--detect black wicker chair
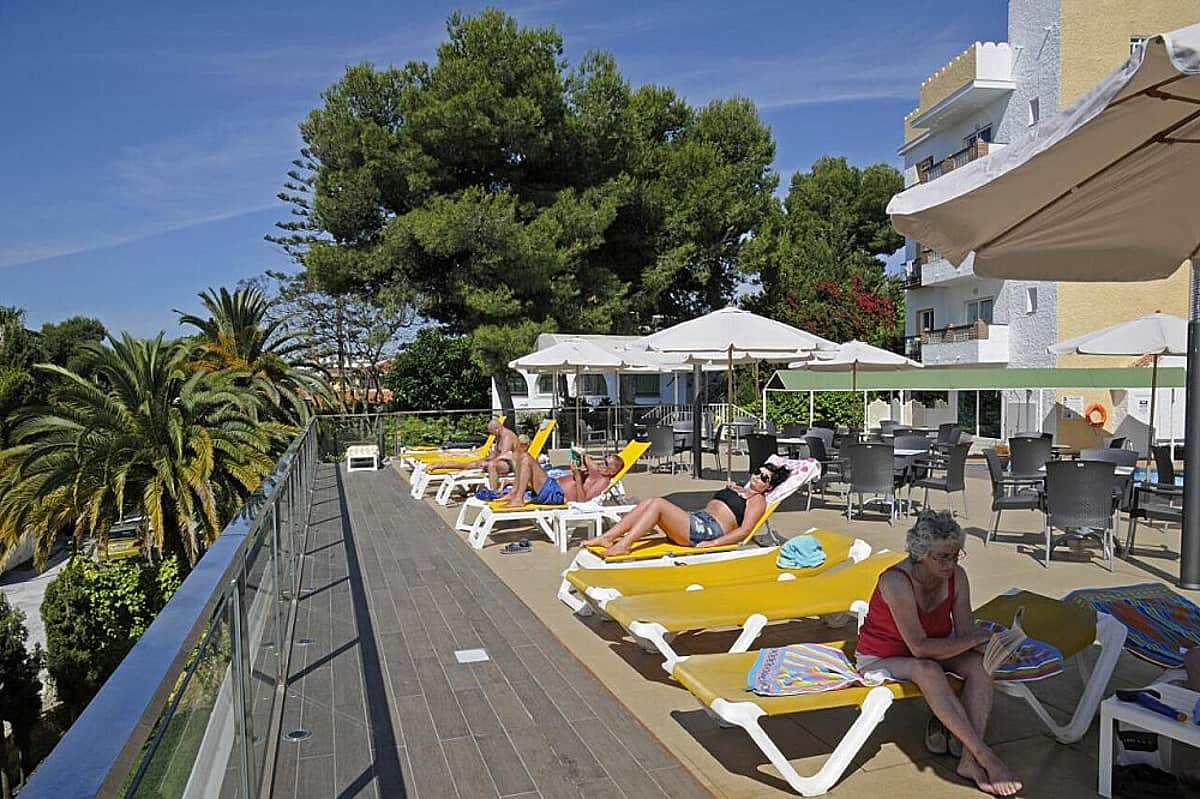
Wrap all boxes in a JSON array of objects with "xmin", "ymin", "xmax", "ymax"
[
  {"xmin": 984, "ymin": 449, "xmax": 1042, "ymax": 545},
  {"xmin": 746, "ymin": 433, "xmax": 779, "ymax": 477},
  {"xmin": 804, "ymin": 434, "xmax": 847, "ymax": 511},
  {"xmin": 646, "ymin": 425, "xmax": 677, "ymax": 473},
  {"xmin": 845, "ymin": 442, "xmax": 899, "ymax": 524},
  {"xmin": 912, "ymin": 442, "xmax": 971, "ymax": 518},
  {"xmin": 1126, "ymin": 445, "xmax": 1182, "ymax": 554},
  {"xmin": 1009, "ymin": 435, "xmax": 1053, "ymax": 480},
  {"xmin": 1043, "ymin": 460, "xmax": 1118, "ymax": 571}
]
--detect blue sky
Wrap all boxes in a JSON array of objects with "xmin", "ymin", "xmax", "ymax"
[{"xmin": 0, "ymin": 0, "xmax": 1009, "ymax": 337}]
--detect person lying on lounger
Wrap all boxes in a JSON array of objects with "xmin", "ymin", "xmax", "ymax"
[
  {"xmin": 580, "ymin": 462, "xmax": 790, "ymax": 556},
  {"xmin": 853, "ymin": 510, "xmax": 1021, "ymax": 797},
  {"xmin": 501, "ymin": 446, "xmax": 624, "ymax": 508},
  {"xmin": 428, "ymin": 418, "xmax": 519, "ymax": 490}
]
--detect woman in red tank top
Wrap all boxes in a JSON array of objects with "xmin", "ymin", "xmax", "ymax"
[{"xmin": 854, "ymin": 511, "xmax": 1021, "ymax": 797}]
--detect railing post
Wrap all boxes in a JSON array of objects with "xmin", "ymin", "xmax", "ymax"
[{"xmin": 230, "ymin": 581, "xmax": 255, "ymax": 798}]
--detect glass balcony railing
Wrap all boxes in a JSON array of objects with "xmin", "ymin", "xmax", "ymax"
[{"xmin": 23, "ymin": 420, "xmax": 319, "ymax": 798}]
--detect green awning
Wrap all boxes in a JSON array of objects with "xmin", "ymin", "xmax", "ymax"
[{"xmin": 765, "ymin": 366, "xmax": 1186, "ymax": 392}]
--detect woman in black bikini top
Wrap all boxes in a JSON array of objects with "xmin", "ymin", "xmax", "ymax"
[{"xmin": 581, "ymin": 463, "xmax": 789, "ymax": 557}]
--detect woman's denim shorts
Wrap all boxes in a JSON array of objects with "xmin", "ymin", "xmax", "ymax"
[{"xmin": 688, "ymin": 510, "xmax": 724, "ymax": 544}]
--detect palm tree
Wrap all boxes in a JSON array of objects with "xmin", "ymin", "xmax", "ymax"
[
  {"xmin": 178, "ymin": 287, "xmax": 333, "ymax": 423},
  {"xmin": 0, "ymin": 334, "xmax": 276, "ymax": 568}
]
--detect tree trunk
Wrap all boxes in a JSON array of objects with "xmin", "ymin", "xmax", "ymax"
[{"xmin": 493, "ymin": 373, "xmax": 515, "ymax": 427}]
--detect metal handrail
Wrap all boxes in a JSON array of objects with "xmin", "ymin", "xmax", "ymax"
[{"xmin": 23, "ymin": 419, "xmax": 318, "ymax": 797}]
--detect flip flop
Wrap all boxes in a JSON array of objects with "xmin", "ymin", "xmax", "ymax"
[{"xmin": 500, "ymin": 540, "xmax": 531, "ymax": 555}]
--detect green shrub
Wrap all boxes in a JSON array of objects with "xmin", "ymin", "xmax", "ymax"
[
  {"xmin": 0, "ymin": 592, "xmax": 42, "ymax": 776},
  {"xmin": 384, "ymin": 328, "xmax": 490, "ymax": 411},
  {"xmin": 767, "ymin": 391, "xmax": 866, "ymax": 429},
  {"xmin": 41, "ymin": 555, "xmax": 183, "ymax": 719}
]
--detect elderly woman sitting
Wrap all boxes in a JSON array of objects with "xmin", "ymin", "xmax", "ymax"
[{"xmin": 855, "ymin": 510, "xmax": 1021, "ymax": 797}]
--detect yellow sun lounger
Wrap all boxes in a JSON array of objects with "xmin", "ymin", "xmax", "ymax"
[
  {"xmin": 409, "ymin": 418, "xmax": 548, "ymax": 500},
  {"xmin": 608, "ymin": 551, "xmax": 905, "ymax": 671},
  {"xmin": 557, "ymin": 528, "xmax": 872, "ymax": 616},
  {"xmin": 456, "ymin": 439, "xmax": 651, "ymax": 549},
  {"xmin": 565, "ymin": 455, "xmax": 823, "ymax": 570},
  {"xmin": 401, "ymin": 415, "xmax": 505, "ymax": 469},
  {"xmin": 433, "ymin": 420, "xmax": 556, "ymax": 505},
  {"xmin": 672, "ymin": 590, "xmax": 1126, "ymax": 796}
]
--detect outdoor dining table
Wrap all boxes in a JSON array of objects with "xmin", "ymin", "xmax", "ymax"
[{"xmin": 776, "ymin": 437, "xmax": 809, "ymax": 458}]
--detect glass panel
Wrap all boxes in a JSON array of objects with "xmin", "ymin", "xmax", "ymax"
[
  {"xmin": 127, "ymin": 597, "xmax": 241, "ymax": 797},
  {"xmin": 579, "ymin": 374, "xmax": 607, "ymax": 396},
  {"xmin": 536, "ymin": 374, "xmax": 554, "ymax": 394},
  {"xmin": 242, "ymin": 523, "xmax": 276, "ymax": 790},
  {"xmin": 633, "ymin": 374, "xmax": 659, "ymax": 397}
]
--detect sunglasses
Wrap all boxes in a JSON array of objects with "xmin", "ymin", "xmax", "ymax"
[
  {"xmin": 929, "ymin": 549, "xmax": 965, "ymax": 563},
  {"xmin": 755, "ymin": 470, "xmax": 774, "ymax": 481}
]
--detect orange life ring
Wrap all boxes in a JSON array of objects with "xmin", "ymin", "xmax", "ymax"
[{"xmin": 1084, "ymin": 402, "xmax": 1108, "ymax": 428}]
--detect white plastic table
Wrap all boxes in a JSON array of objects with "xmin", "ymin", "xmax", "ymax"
[{"xmin": 1099, "ymin": 681, "xmax": 1200, "ymax": 797}]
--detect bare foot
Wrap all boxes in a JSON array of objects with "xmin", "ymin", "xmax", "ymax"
[
  {"xmin": 501, "ymin": 496, "xmax": 526, "ymax": 508},
  {"xmin": 602, "ymin": 542, "xmax": 632, "ymax": 557},
  {"xmin": 976, "ymin": 751, "xmax": 1022, "ymax": 797},
  {"xmin": 581, "ymin": 535, "xmax": 615, "ymax": 547},
  {"xmin": 956, "ymin": 756, "xmax": 995, "ymax": 795}
]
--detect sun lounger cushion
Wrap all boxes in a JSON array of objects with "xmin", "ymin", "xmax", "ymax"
[
  {"xmin": 747, "ymin": 644, "xmax": 886, "ymax": 696},
  {"xmin": 676, "ymin": 643, "xmax": 933, "ymax": 715},
  {"xmin": 1063, "ymin": 582, "xmax": 1199, "ymax": 668},
  {"xmin": 565, "ymin": 530, "xmax": 858, "ymax": 598}
]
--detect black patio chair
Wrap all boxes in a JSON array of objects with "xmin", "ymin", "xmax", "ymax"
[
  {"xmin": 646, "ymin": 425, "xmax": 678, "ymax": 474},
  {"xmin": 804, "ymin": 434, "xmax": 847, "ymax": 511},
  {"xmin": 1079, "ymin": 447, "xmax": 1139, "ymax": 512},
  {"xmin": 806, "ymin": 426, "xmax": 835, "ymax": 454},
  {"xmin": 845, "ymin": 442, "xmax": 900, "ymax": 524},
  {"xmin": 934, "ymin": 423, "xmax": 963, "ymax": 455},
  {"xmin": 894, "ymin": 434, "xmax": 932, "ymax": 511},
  {"xmin": 984, "ymin": 449, "xmax": 1042, "ymax": 545},
  {"xmin": 1126, "ymin": 480, "xmax": 1183, "ymax": 555},
  {"xmin": 912, "ymin": 442, "xmax": 970, "ymax": 518},
  {"xmin": 1153, "ymin": 444, "xmax": 1178, "ymax": 486},
  {"xmin": 1009, "ymin": 435, "xmax": 1053, "ymax": 480},
  {"xmin": 781, "ymin": 423, "xmax": 808, "ymax": 439},
  {"xmin": 1108, "ymin": 436, "xmax": 1128, "ymax": 449},
  {"xmin": 1043, "ymin": 460, "xmax": 1118, "ymax": 571},
  {"xmin": 746, "ymin": 433, "xmax": 778, "ymax": 477}
]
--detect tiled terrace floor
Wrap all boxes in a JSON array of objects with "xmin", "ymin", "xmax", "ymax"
[{"xmin": 272, "ymin": 463, "xmax": 709, "ymax": 798}]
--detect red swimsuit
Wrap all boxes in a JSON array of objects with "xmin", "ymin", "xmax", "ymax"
[{"xmin": 856, "ymin": 566, "xmax": 957, "ymax": 659}]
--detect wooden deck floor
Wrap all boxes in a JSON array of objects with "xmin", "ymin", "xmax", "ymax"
[{"xmin": 272, "ymin": 463, "xmax": 709, "ymax": 798}]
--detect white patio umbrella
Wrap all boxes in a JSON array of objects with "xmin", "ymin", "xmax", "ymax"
[
  {"xmin": 886, "ymin": 24, "xmax": 1200, "ymax": 586},
  {"xmin": 791, "ymin": 340, "xmax": 923, "ymax": 424},
  {"xmin": 636, "ymin": 306, "xmax": 837, "ymax": 479},
  {"xmin": 1049, "ymin": 313, "xmax": 1187, "ymax": 455},
  {"xmin": 509, "ymin": 339, "xmax": 622, "ymax": 445}
]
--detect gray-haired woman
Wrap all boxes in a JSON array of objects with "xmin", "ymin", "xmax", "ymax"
[{"xmin": 854, "ymin": 510, "xmax": 1021, "ymax": 797}]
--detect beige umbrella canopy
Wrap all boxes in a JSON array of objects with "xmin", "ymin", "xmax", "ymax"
[
  {"xmin": 886, "ymin": 23, "xmax": 1200, "ymax": 586},
  {"xmin": 1048, "ymin": 313, "xmax": 1187, "ymax": 456},
  {"xmin": 791, "ymin": 340, "xmax": 923, "ymax": 424},
  {"xmin": 636, "ymin": 307, "xmax": 837, "ymax": 479},
  {"xmin": 509, "ymin": 339, "xmax": 622, "ymax": 445}
]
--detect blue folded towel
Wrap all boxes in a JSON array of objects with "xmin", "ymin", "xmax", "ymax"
[{"xmin": 776, "ymin": 534, "xmax": 826, "ymax": 569}]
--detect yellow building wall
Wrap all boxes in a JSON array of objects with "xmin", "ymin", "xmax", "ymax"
[{"xmin": 1053, "ymin": 0, "xmax": 1200, "ymax": 446}]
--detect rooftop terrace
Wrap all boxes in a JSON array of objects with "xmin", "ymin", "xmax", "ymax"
[{"xmin": 23, "ymin": 432, "xmax": 1200, "ymax": 797}]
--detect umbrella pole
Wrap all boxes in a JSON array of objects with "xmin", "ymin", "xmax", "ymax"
[
  {"xmin": 1182, "ymin": 259, "xmax": 1200, "ymax": 589},
  {"xmin": 1147, "ymin": 354, "xmax": 1159, "ymax": 460},
  {"xmin": 575, "ymin": 366, "xmax": 581, "ymax": 449},
  {"xmin": 727, "ymin": 345, "xmax": 734, "ymax": 482},
  {"xmin": 692, "ymin": 363, "xmax": 703, "ymax": 479}
]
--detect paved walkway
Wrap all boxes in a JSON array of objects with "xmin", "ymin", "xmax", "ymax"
[{"xmin": 273, "ymin": 463, "xmax": 708, "ymax": 798}]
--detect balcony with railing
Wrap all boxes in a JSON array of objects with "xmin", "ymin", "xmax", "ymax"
[
  {"xmin": 905, "ymin": 321, "xmax": 1010, "ymax": 366},
  {"xmin": 902, "ymin": 42, "xmax": 1015, "ymax": 145}
]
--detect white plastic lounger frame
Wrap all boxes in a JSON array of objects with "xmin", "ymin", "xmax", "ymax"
[
  {"xmin": 457, "ymin": 479, "xmax": 632, "ymax": 550},
  {"xmin": 688, "ymin": 612, "xmax": 1126, "ymax": 796},
  {"xmin": 409, "ymin": 462, "xmax": 485, "ymax": 500},
  {"xmin": 629, "ymin": 598, "xmax": 871, "ymax": 675}
]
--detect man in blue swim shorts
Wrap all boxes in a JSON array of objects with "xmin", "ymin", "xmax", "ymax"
[{"xmin": 501, "ymin": 445, "xmax": 624, "ymax": 508}]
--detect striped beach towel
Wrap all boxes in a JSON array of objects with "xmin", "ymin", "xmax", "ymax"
[
  {"xmin": 1065, "ymin": 583, "xmax": 1200, "ymax": 668},
  {"xmin": 746, "ymin": 644, "xmax": 885, "ymax": 697},
  {"xmin": 974, "ymin": 620, "xmax": 1064, "ymax": 682}
]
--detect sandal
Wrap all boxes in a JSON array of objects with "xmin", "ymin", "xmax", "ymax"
[
  {"xmin": 924, "ymin": 716, "xmax": 948, "ymax": 756},
  {"xmin": 500, "ymin": 540, "xmax": 531, "ymax": 555}
]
